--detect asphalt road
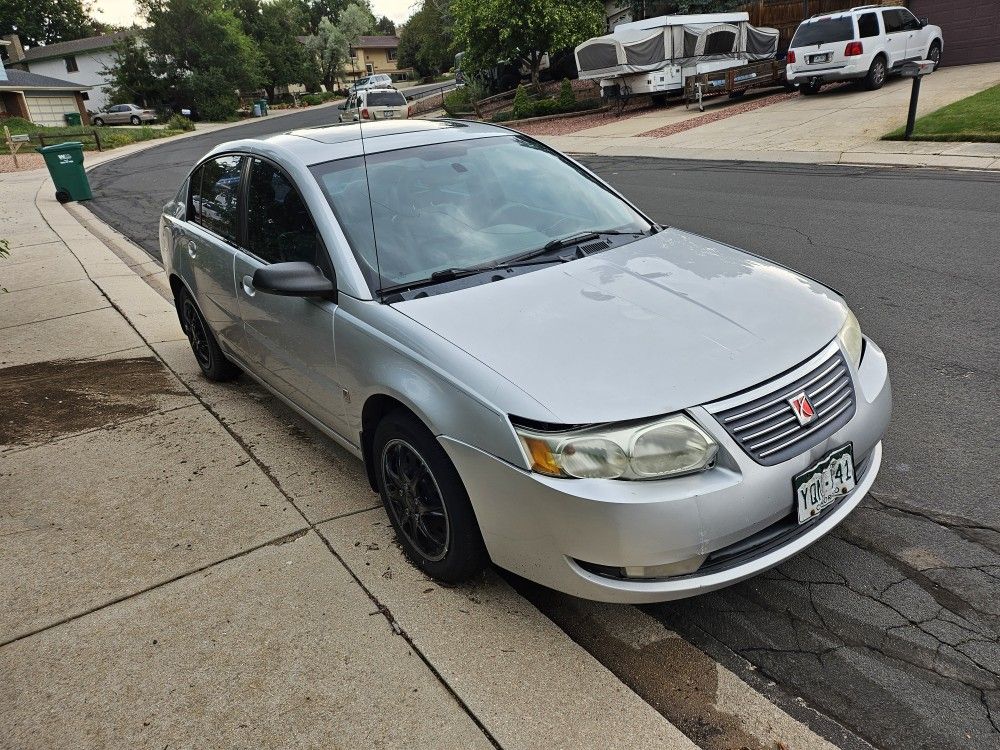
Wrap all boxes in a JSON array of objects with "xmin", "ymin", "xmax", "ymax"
[{"xmin": 86, "ymin": 113, "xmax": 999, "ymax": 750}]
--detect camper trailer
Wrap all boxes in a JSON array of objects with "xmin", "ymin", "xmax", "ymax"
[{"xmin": 575, "ymin": 12, "xmax": 779, "ymax": 101}]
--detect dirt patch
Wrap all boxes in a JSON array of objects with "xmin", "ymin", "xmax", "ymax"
[
  {"xmin": 0, "ymin": 357, "xmax": 186, "ymax": 445},
  {"xmin": 638, "ymin": 91, "xmax": 797, "ymax": 138},
  {"xmin": 510, "ymin": 101, "xmax": 660, "ymax": 137}
]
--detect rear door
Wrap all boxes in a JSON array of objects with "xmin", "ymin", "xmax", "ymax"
[
  {"xmin": 233, "ymin": 157, "xmax": 347, "ymax": 434},
  {"xmin": 881, "ymin": 9, "xmax": 910, "ymax": 67},
  {"xmin": 182, "ymin": 154, "xmax": 249, "ymax": 359},
  {"xmin": 789, "ymin": 15, "xmax": 857, "ymax": 73},
  {"xmin": 366, "ymin": 89, "xmax": 409, "ymax": 120}
]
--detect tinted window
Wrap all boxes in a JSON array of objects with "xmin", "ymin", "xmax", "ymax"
[
  {"xmin": 857, "ymin": 12, "xmax": 879, "ymax": 38},
  {"xmin": 194, "ymin": 155, "xmax": 243, "ymax": 242},
  {"xmin": 883, "ymin": 9, "xmax": 906, "ymax": 33},
  {"xmin": 899, "ymin": 9, "xmax": 922, "ymax": 31},
  {"xmin": 367, "ymin": 91, "xmax": 407, "ymax": 106},
  {"xmin": 245, "ymin": 158, "xmax": 321, "ymax": 265},
  {"xmin": 791, "ymin": 17, "xmax": 854, "ymax": 46}
]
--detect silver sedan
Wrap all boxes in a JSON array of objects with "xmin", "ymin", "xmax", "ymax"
[
  {"xmin": 159, "ymin": 120, "xmax": 891, "ymax": 603},
  {"xmin": 92, "ymin": 103, "xmax": 157, "ymax": 126}
]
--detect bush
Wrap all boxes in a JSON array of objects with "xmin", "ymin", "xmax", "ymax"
[
  {"xmin": 167, "ymin": 113, "xmax": 195, "ymax": 131},
  {"xmin": 300, "ymin": 93, "xmax": 323, "ymax": 106},
  {"xmin": 443, "ymin": 87, "xmax": 472, "ymax": 116},
  {"xmin": 557, "ymin": 79, "xmax": 576, "ymax": 111},
  {"xmin": 492, "ymin": 110, "xmax": 514, "ymax": 123},
  {"xmin": 532, "ymin": 99, "xmax": 559, "ymax": 117},
  {"xmin": 512, "ymin": 85, "xmax": 532, "ymax": 120}
]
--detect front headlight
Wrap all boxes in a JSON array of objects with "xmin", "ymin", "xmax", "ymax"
[
  {"xmin": 837, "ymin": 309, "xmax": 863, "ymax": 368},
  {"xmin": 515, "ymin": 414, "xmax": 718, "ymax": 480}
]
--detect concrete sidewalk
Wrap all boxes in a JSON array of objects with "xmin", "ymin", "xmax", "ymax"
[
  {"xmin": 0, "ymin": 166, "xmax": 701, "ymax": 748},
  {"xmin": 538, "ymin": 62, "xmax": 1000, "ymax": 170}
]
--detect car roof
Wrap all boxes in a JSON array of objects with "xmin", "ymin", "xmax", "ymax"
[{"xmin": 204, "ymin": 119, "xmax": 516, "ymax": 167}]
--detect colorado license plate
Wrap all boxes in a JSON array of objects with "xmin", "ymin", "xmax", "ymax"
[
  {"xmin": 793, "ymin": 444, "xmax": 855, "ymax": 524},
  {"xmin": 809, "ymin": 53, "xmax": 831, "ymax": 64}
]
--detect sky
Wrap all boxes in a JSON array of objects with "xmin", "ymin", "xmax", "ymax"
[{"xmin": 91, "ymin": 0, "xmax": 418, "ymax": 28}]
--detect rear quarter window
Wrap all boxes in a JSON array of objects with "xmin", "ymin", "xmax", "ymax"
[
  {"xmin": 791, "ymin": 17, "xmax": 855, "ymax": 47},
  {"xmin": 857, "ymin": 12, "xmax": 879, "ymax": 38}
]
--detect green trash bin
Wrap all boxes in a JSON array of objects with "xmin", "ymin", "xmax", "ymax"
[
  {"xmin": 37, "ymin": 142, "xmax": 92, "ymax": 203},
  {"xmin": 258, "ymin": 98, "xmax": 268, "ymax": 115},
  {"xmin": 64, "ymin": 111, "xmax": 82, "ymax": 126}
]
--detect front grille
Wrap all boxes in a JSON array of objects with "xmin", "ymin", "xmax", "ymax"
[{"xmin": 714, "ymin": 350, "xmax": 856, "ymax": 466}]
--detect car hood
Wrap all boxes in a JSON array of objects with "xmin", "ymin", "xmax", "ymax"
[{"xmin": 393, "ymin": 228, "xmax": 848, "ymax": 424}]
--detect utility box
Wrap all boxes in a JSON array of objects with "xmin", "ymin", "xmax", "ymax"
[{"xmin": 37, "ymin": 142, "xmax": 92, "ymax": 203}]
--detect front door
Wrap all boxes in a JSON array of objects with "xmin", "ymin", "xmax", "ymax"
[
  {"xmin": 881, "ymin": 9, "xmax": 910, "ymax": 67},
  {"xmin": 233, "ymin": 157, "xmax": 348, "ymax": 435},
  {"xmin": 182, "ymin": 154, "xmax": 248, "ymax": 359}
]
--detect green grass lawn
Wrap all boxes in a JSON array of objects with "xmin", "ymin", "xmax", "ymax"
[
  {"xmin": 0, "ymin": 117, "xmax": 185, "ymax": 154},
  {"xmin": 884, "ymin": 84, "xmax": 1000, "ymax": 142}
]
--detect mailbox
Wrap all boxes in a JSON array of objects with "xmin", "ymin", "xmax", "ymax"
[{"xmin": 901, "ymin": 60, "xmax": 935, "ymax": 78}]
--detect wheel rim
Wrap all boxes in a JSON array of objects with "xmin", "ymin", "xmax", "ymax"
[
  {"xmin": 380, "ymin": 439, "xmax": 450, "ymax": 562},
  {"xmin": 131, "ymin": 116, "xmax": 140, "ymax": 125},
  {"xmin": 930, "ymin": 46, "xmax": 940, "ymax": 66},
  {"xmin": 873, "ymin": 61, "xmax": 886, "ymax": 85},
  {"xmin": 181, "ymin": 298, "xmax": 212, "ymax": 371}
]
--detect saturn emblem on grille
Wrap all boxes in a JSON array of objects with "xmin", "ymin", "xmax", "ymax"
[{"xmin": 788, "ymin": 392, "xmax": 816, "ymax": 426}]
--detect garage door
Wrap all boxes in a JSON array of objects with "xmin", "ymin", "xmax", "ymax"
[
  {"xmin": 908, "ymin": 0, "xmax": 1000, "ymax": 66},
  {"xmin": 25, "ymin": 94, "xmax": 79, "ymax": 126}
]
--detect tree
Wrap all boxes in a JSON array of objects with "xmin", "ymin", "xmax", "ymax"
[
  {"xmin": 114, "ymin": 0, "xmax": 264, "ymax": 119},
  {"xmin": 305, "ymin": 0, "xmax": 374, "ymax": 89},
  {"xmin": 397, "ymin": 0, "xmax": 452, "ymax": 79},
  {"xmin": 256, "ymin": 0, "xmax": 317, "ymax": 98},
  {"xmin": 374, "ymin": 15, "xmax": 395, "ymax": 35},
  {"xmin": 452, "ymin": 0, "xmax": 604, "ymax": 85},
  {"xmin": 103, "ymin": 35, "xmax": 168, "ymax": 108},
  {"xmin": 0, "ymin": 0, "xmax": 98, "ymax": 49}
]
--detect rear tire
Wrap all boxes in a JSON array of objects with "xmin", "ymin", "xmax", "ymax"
[
  {"xmin": 130, "ymin": 115, "xmax": 141, "ymax": 125},
  {"xmin": 800, "ymin": 80, "xmax": 823, "ymax": 96},
  {"xmin": 863, "ymin": 56, "xmax": 887, "ymax": 90},
  {"xmin": 178, "ymin": 288, "xmax": 240, "ymax": 381},
  {"xmin": 373, "ymin": 409, "xmax": 488, "ymax": 583}
]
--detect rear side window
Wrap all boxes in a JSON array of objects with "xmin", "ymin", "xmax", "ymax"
[
  {"xmin": 791, "ymin": 17, "xmax": 854, "ymax": 46},
  {"xmin": 857, "ymin": 12, "xmax": 879, "ymax": 38},
  {"xmin": 245, "ymin": 158, "xmax": 321, "ymax": 265},
  {"xmin": 367, "ymin": 91, "xmax": 407, "ymax": 106},
  {"xmin": 192, "ymin": 154, "xmax": 243, "ymax": 243}
]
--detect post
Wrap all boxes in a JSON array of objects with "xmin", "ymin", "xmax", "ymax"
[
  {"xmin": 904, "ymin": 77, "xmax": 922, "ymax": 140},
  {"xmin": 94, "ymin": 128, "xmax": 102, "ymax": 152},
  {"xmin": 3, "ymin": 125, "xmax": 16, "ymax": 169}
]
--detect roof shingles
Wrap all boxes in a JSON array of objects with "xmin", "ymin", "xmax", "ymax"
[
  {"xmin": 354, "ymin": 35, "xmax": 399, "ymax": 49},
  {"xmin": 21, "ymin": 30, "xmax": 134, "ymax": 62},
  {"xmin": 0, "ymin": 69, "xmax": 91, "ymax": 91}
]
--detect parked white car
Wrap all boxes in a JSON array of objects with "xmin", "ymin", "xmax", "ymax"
[
  {"xmin": 338, "ymin": 88, "xmax": 410, "ymax": 122},
  {"xmin": 786, "ymin": 5, "xmax": 942, "ymax": 94},
  {"xmin": 348, "ymin": 73, "xmax": 393, "ymax": 94}
]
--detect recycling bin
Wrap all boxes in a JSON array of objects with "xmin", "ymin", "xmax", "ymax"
[
  {"xmin": 37, "ymin": 142, "xmax": 92, "ymax": 203},
  {"xmin": 64, "ymin": 112, "xmax": 82, "ymax": 126},
  {"xmin": 257, "ymin": 98, "xmax": 268, "ymax": 115}
]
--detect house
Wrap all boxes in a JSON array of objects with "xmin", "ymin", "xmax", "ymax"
[
  {"xmin": 3, "ymin": 30, "xmax": 133, "ymax": 113},
  {"xmin": 0, "ymin": 40, "xmax": 92, "ymax": 125},
  {"xmin": 347, "ymin": 35, "xmax": 412, "ymax": 81}
]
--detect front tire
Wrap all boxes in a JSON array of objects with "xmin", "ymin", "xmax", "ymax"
[
  {"xmin": 864, "ymin": 56, "xmax": 887, "ymax": 90},
  {"xmin": 373, "ymin": 409, "xmax": 488, "ymax": 583},
  {"xmin": 928, "ymin": 41, "xmax": 942, "ymax": 70},
  {"xmin": 178, "ymin": 288, "xmax": 240, "ymax": 381},
  {"xmin": 92, "ymin": 117, "xmax": 105, "ymax": 126}
]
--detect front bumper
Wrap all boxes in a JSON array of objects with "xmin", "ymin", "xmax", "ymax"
[{"xmin": 441, "ymin": 338, "xmax": 891, "ymax": 603}]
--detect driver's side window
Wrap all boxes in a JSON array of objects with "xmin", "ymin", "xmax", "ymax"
[{"xmin": 245, "ymin": 158, "xmax": 321, "ymax": 265}]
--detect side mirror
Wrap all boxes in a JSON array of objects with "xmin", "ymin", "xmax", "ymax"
[
  {"xmin": 919, "ymin": 17, "xmax": 929, "ymax": 28},
  {"xmin": 252, "ymin": 262, "xmax": 336, "ymax": 300}
]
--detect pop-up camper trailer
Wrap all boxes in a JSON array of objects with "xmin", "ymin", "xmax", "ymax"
[{"xmin": 575, "ymin": 12, "xmax": 779, "ymax": 101}]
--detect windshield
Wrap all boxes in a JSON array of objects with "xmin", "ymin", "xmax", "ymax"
[
  {"xmin": 791, "ymin": 17, "xmax": 854, "ymax": 47},
  {"xmin": 367, "ymin": 91, "xmax": 407, "ymax": 106},
  {"xmin": 310, "ymin": 135, "xmax": 650, "ymax": 293}
]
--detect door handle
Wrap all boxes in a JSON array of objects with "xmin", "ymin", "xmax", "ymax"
[
  {"xmin": 241, "ymin": 274, "xmax": 256, "ymax": 297},
  {"xmin": 186, "ymin": 240, "xmax": 197, "ymax": 259}
]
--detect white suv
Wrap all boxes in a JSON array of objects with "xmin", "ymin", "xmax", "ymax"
[{"xmin": 786, "ymin": 5, "xmax": 942, "ymax": 94}]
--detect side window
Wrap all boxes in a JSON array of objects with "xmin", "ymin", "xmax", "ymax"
[
  {"xmin": 187, "ymin": 165, "xmax": 204, "ymax": 221},
  {"xmin": 899, "ymin": 9, "xmax": 922, "ymax": 31},
  {"xmin": 857, "ymin": 12, "xmax": 879, "ymax": 38},
  {"xmin": 195, "ymin": 155, "xmax": 243, "ymax": 242},
  {"xmin": 882, "ymin": 9, "xmax": 904, "ymax": 34},
  {"xmin": 245, "ymin": 158, "xmax": 321, "ymax": 265}
]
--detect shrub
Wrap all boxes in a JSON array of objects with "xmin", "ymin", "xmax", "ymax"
[
  {"xmin": 557, "ymin": 79, "xmax": 576, "ymax": 111},
  {"xmin": 512, "ymin": 85, "xmax": 532, "ymax": 120},
  {"xmin": 443, "ymin": 87, "xmax": 472, "ymax": 115},
  {"xmin": 492, "ymin": 110, "xmax": 514, "ymax": 123},
  {"xmin": 300, "ymin": 93, "xmax": 323, "ymax": 106},
  {"xmin": 532, "ymin": 99, "xmax": 559, "ymax": 117},
  {"xmin": 167, "ymin": 113, "xmax": 195, "ymax": 131}
]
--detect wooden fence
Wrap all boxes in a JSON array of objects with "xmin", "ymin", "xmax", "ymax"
[{"xmin": 737, "ymin": 0, "xmax": 901, "ymax": 50}]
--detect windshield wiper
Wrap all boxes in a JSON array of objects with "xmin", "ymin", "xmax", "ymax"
[{"xmin": 494, "ymin": 229, "xmax": 649, "ymax": 269}]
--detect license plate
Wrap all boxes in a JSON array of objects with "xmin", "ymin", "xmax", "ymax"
[
  {"xmin": 793, "ymin": 444, "xmax": 855, "ymax": 524},
  {"xmin": 809, "ymin": 53, "xmax": 831, "ymax": 64},
  {"xmin": 383, "ymin": 111, "xmax": 396, "ymax": 118}
]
